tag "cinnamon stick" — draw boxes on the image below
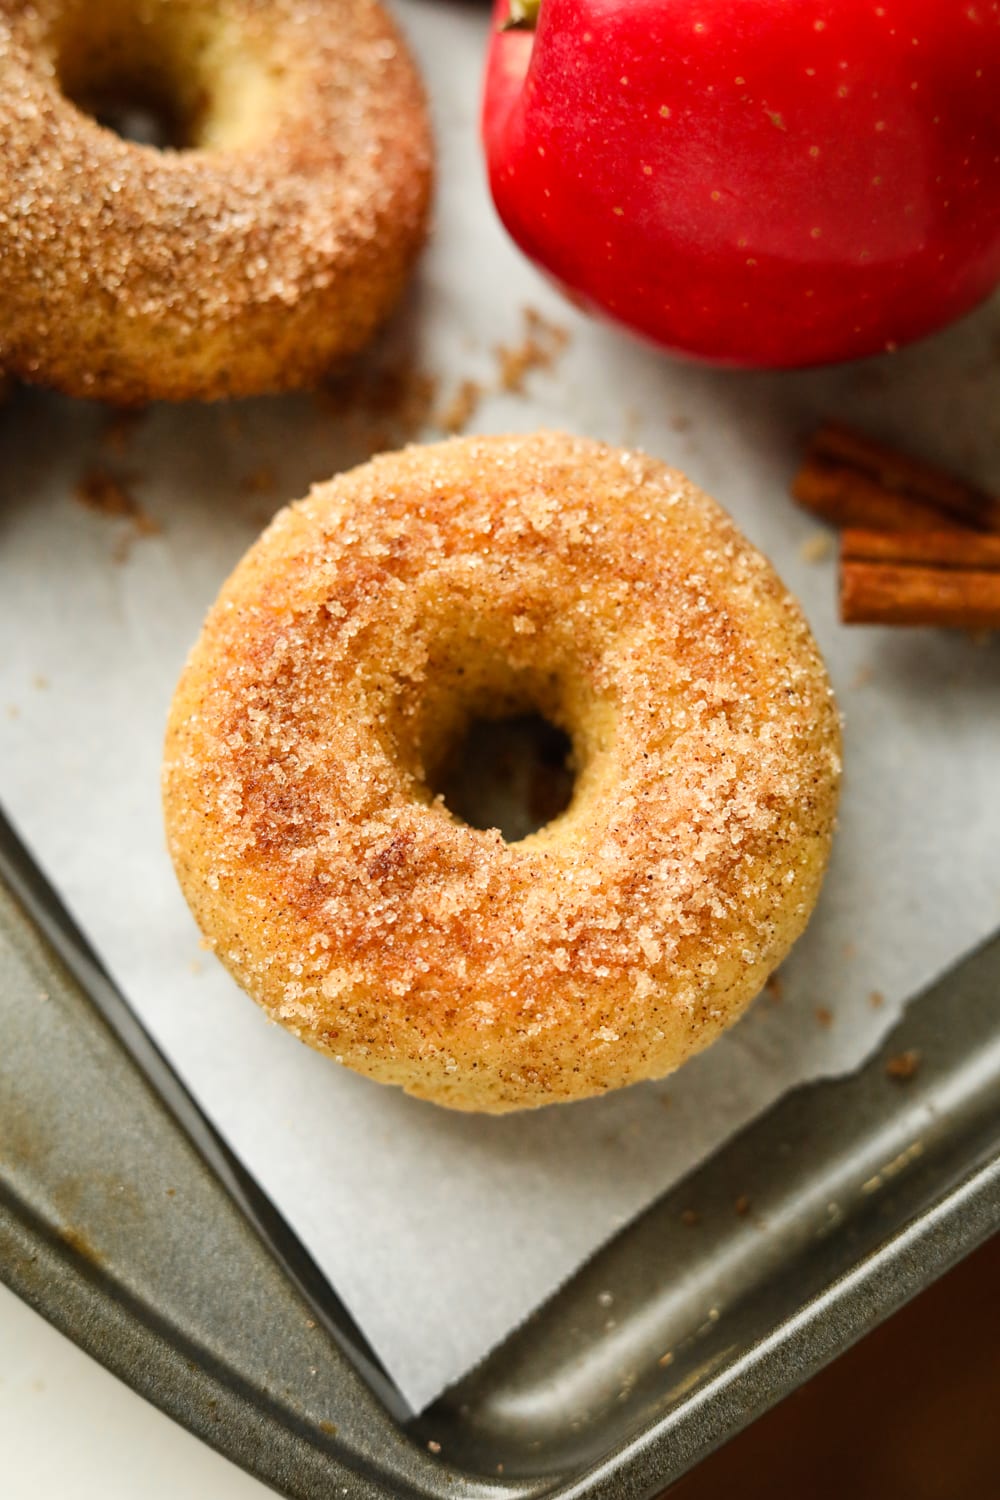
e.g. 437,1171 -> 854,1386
792,424 -> 1000,535
840,529 -> 1000,629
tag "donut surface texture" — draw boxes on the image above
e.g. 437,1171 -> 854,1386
164,432 -> 841,1112
0,0 -> 432,401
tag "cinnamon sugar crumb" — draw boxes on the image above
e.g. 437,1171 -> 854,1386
319,357 -> 439,451
680,1208 -> 701,1227
436,378 -> 482,434
764,972 -> 784,1004
74,467 -> 161,560
75,468 -> 143,521
799,531 -> 833,565
869,989 -> 885,1009
495,307 -> 570,392
885,1049 -> 921,1082
734,1194 -> 752,1217
100,406 -> 146,457
240,464 -> 277,495
814,1005 -> 833,1028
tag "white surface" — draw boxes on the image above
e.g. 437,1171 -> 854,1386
0,1282 -> 266,1500
2,0 -> 1000,1417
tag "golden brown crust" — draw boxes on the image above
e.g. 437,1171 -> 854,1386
0,0 -> 432,401
163,432 -> 842,1112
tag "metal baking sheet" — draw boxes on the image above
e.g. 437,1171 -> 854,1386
2,801 -> 998,1499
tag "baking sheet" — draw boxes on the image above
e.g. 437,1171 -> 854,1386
2,1 -> 1000,1413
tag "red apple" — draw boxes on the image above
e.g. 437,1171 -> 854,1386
482,0 -> 1000,367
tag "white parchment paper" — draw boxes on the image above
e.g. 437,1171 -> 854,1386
2,2 -> 1000,1412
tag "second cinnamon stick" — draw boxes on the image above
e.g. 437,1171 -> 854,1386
840,529 -> 1000,629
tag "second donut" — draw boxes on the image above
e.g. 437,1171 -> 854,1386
0,0 -> 432,401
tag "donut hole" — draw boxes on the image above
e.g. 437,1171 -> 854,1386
402,632 -> 613,843
431,712 -> 575,843
52,1 -> 279,151
62,76 -> 194,150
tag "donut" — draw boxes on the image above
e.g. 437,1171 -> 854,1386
0,0 -> 432,402
163,432 -> 841,1112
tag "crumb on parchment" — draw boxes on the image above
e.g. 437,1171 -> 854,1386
799,531 -> 834,565
436,378 -> 482,434
73,466 -> 161,561
885,1049 -> 921,1082
495,306 -> 571,392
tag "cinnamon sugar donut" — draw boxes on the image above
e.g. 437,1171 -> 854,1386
0,0 -> 431,402
163,432 -> 841,1112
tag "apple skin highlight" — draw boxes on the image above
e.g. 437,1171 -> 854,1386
482,0 -> 1000,368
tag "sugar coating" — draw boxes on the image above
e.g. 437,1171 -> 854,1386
0,0 -> 432,401
163,432 -> 842,1112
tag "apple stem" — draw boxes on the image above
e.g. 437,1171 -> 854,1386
500,0 -> 540,32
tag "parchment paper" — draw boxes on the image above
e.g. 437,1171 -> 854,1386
2,2 -> 999,1413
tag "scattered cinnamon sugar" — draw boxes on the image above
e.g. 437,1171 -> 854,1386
426,1440 -> 442,1455
669,413 -> 692,433
75,467 -> 142,520
680,1209 -> 701,1228
815,1005 -> 833,1028
100,405 -> 146,457
885,1049 -> 921,1082
495,306 -> 570,392
318,356 -> 439,451
869,989 -> 885,1010
658,1351 -> 675,1368
74,467 -> 161,561
315,308 -> 564,451
851,663 -> 875,690
799,531 -> 834,565
240,464 -> 277,495
764,972 -> 784,1005
436,378 -> 483,435
734,1194 -> 752,1217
